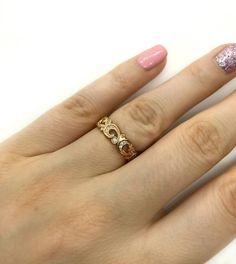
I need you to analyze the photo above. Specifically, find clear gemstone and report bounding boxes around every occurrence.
[111,137,118,144]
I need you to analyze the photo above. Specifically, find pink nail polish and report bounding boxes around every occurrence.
[137,45,168,70]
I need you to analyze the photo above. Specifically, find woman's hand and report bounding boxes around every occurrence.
[0,44,236,264]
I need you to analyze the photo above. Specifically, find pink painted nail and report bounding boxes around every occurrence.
[137,45,168,70]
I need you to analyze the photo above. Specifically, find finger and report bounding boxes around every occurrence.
[145,165,236,264]
[109,90,236,223]
[60,44,236,175]
[2,45,167,156]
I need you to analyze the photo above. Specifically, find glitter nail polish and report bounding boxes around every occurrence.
[215,44,236,73]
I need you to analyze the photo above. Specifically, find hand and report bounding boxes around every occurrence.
[1,44,236,264]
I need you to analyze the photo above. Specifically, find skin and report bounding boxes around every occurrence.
[0,44,236,264]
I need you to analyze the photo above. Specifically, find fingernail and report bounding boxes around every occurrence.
[215,44,236,73]
[137,45,168,70]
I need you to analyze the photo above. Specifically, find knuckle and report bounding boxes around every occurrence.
[125,97,165,139]
[216,171,236,221]
[63,93,98,119]
[186,63,208,89]
[110,66,130,90]
[182,120,223,165]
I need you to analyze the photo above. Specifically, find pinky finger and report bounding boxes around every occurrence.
[146,166,236,264]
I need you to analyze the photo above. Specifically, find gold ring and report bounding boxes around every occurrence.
[97,117,138,161]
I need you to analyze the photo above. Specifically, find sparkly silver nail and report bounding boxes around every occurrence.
[215,44,236,73]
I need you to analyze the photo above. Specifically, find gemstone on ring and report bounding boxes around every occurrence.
[111,137,118,144]
[97,117,137,161]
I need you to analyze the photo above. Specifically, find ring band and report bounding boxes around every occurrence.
[97,117,138,161]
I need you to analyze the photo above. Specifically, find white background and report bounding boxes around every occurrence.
[0,0,235,262]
